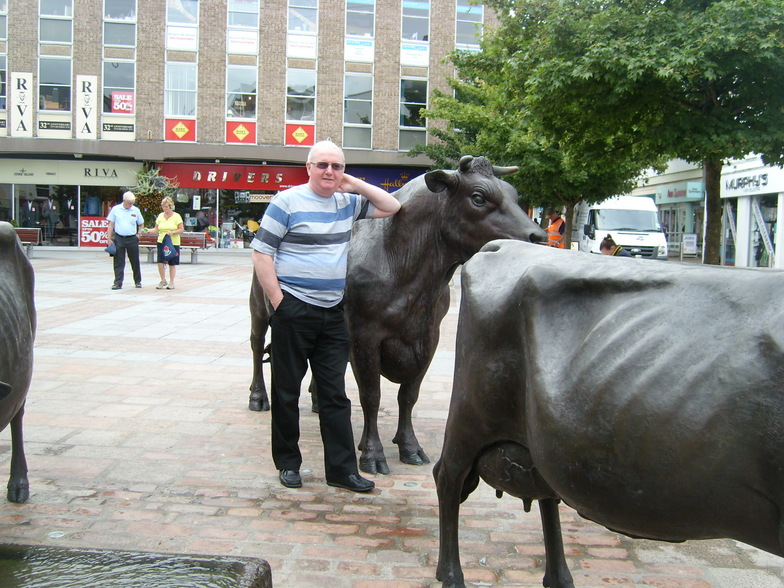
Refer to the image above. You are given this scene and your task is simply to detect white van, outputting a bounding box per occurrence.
[572,195,668,259]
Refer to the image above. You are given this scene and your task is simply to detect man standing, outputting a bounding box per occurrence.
[546,207,565,248]
[106,191,144,289]
[251,140,401,492]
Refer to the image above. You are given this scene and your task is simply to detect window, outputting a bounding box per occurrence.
[167,0,198,24]
[344,73,372,149]
[402,0,429,41]
[346,0,374,37]
[399,78,426,151]
[40,0,73,44]
[0,2,7,41]
[103,61,135,114]
[286,68,315,121]
[39,57,72,111]
[455,0,483,46]
[165,62,197,117]
[226,65,257,118]
[288,0,317,34]
[228,0,258,27]
[0,56,6,110]
[104,0,136,47]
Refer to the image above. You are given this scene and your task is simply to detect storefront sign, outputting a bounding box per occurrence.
[9,72,33,138]
[165,119,196,142]
[76,76,98,140]
[722,164,784,196]
[401,42,429,67]
[287,34,317,59]
[0,159,142,186]
[111,91,135,115]
[80,217,109,247]
[226,121,256,144]
[167,25,198,51]
[158,162,308,190]
[285,123,314,146]
[345,38,374,62]
[228,29,257,54]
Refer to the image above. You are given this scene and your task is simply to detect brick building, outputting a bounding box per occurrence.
[0,0,494,247]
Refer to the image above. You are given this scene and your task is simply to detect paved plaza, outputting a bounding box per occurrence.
[0,246,782,587]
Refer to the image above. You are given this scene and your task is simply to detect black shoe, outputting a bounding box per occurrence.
[279,469,302,488]
[111,284,122,290]
[135,283,142,288]
[327,473,375,493]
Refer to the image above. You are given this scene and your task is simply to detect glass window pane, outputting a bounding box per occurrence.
[346,11,373,36]
[104,0,136,20]
[344,126,371,149]
[167,0,198,24]
[288,6,318,33]
[40,18,72,43]
[456,21,480,45]
[286,96,314,121]
[0,16,6,41]
[287,69,315,96]
[399,129,425,151]
[0,57,6,110]
[40,58,71,85]
[103,61,134,88]
[400,79,427,103]
[39,86,71,110]
[167,63,197,91]
[228,0,258,27]
[345,75,372,99]
[344,100,371,124]
[104,22,135,46]
[226,66,256,118]
[40,0,72,16]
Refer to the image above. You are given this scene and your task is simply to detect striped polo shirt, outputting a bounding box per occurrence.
[251,184,374,308]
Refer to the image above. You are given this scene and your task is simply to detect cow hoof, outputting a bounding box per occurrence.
[359,457,390,476]
[248,392,270,412]
[400,450,430,466]
[7,481,29,503]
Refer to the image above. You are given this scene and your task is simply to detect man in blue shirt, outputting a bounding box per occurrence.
[251,140,400,492]
[106,191,145,290]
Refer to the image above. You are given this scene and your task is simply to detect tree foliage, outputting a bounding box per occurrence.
[416,0,784,262]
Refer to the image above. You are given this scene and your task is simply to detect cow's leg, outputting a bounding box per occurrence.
[434,452,477,587]
[352,346,388,475]
[539,498,574,588]
[248,336,271,411]
[392,375,429,466]
[7,403,29,503]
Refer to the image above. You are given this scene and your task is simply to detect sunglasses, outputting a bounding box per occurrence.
[310,161,345,171]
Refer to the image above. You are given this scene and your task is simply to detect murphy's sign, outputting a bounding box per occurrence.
[722,164,784,197]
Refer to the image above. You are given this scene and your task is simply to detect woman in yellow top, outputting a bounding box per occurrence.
[147,196,184,289]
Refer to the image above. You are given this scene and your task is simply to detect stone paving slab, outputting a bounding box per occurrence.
[0,247,782,587]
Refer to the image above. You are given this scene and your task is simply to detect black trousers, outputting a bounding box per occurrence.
[113,234,142,286]
[269,293,358,481]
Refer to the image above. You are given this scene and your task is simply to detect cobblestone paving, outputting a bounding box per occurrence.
[0,247,781,587]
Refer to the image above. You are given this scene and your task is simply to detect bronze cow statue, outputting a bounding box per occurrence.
[249,156,546,475]
[0,222,35,503]
[435,239,784,588]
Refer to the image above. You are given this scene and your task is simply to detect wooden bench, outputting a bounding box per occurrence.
[138,231,208,264]
[14,227,41,258]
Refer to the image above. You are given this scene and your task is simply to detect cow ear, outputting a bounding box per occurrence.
[424,170,455,193]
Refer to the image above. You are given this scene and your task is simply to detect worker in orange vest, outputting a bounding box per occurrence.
[546,208,565,248]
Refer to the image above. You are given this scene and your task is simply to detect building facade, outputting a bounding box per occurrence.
[0,0,493,247]
[632,156,782,269]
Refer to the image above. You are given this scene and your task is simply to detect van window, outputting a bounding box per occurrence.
[595,209,661,232]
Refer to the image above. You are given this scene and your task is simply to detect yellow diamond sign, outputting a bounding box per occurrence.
[291,126,309,143]
[233,124,249,141]
[172,121,190,139]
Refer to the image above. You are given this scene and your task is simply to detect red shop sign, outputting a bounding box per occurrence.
[158,163,308,190]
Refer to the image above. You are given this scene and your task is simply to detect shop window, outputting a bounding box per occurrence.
[286,68,315,122]
[167,0,199,25]
[750,195,777,268]
[347,0,374,37]
[39,57,72,111]
[165,62,197,117]
[228,0,259,28]
[402,0,429,41]
[103,61,135,114]
[0,3,7,42]
[0,56,6,110]
[455,0,483,47]
[226,65,257,118]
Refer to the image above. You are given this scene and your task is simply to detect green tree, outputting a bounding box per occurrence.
[485,0,784,263]
[412,2,666,245]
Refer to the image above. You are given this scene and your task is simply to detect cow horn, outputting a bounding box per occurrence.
[492,165,519,177]
[458,155,474,172]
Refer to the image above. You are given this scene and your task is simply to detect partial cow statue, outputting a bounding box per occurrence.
[0,221,35,503]
[435,239,784,588]
[249,156,546,475]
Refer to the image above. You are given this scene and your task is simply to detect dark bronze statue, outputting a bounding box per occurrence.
[249,156,546,475]
[0,222,35,503]
[435,239,784,588]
